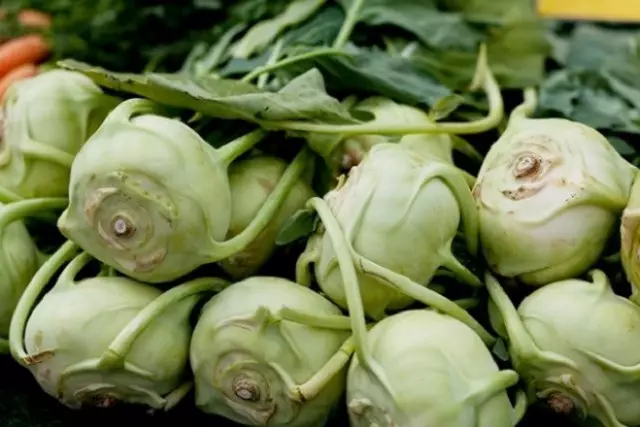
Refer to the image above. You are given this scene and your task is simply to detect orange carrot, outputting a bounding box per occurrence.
[17,9,52,28]
[0,63,37,101]
[0,34,50,79]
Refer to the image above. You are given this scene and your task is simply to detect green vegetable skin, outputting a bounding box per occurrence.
[10,241,229,410]
[346,310,521,427]
[190,276,351,427]
[298,141,480,320]
[57,98,312,283]
[487,270,640,427]
[219,156,315,279]
[0,69,120,200]
[472,91,635,286]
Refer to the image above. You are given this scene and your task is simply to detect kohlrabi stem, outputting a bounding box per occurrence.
[21,138,75,167]
[240,48,351,83]
[295,243,318,286]
[421,161,479,256]
[257,38,284,89]
[211,147,313,259]
[217,129,268,167]
[356,255,495,345]
[297,336,355,400]
[513,389,529,424]
[484,272,539,357]
[257,44,504,136]
[9,240,79,365]
[0,186,22,203]
[464,370,519,407]
[277,307,353,330]
[451,297,479,310]
[101,98,162,129]
[509,87,537,123]
[333,0,366,49]
[0,197,68,229]
[98,276,230,369]
[441,254,483,287]
[164,381,194,411]
[52,252,93,291]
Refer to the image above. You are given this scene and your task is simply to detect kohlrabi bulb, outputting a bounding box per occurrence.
[473,96,634,286]
[191,276,350,427]
[0,69,120,198]
[347,309,521,427]
[218,156,314,279]
[58,98,311,283]
[298,142,480,320]
[0,202,40,340]
[487,270,640,427]
[620,171,640,304]
[14,246,226,410]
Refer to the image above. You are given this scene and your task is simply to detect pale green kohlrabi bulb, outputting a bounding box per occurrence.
[347,309,523,427]
[619,170,640,304]
[473,91,635,286]
[218,155,314,279]
[297,142,480,320]
[190,276,352,427]
[10,241,228,410]
[57,98,312,283]
[486,270,640,427]
[0,69,121,199]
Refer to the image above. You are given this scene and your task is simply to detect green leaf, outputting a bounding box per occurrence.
[428,94,465,121]
[276,208,318,245]
[230,0,326,59]
[439,0,537,24]
[58,60,358,124]
[275,46,452,108]
[337,0,484,51]
[282,5,344,48]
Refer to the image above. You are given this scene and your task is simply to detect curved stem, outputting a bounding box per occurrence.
[509,87,537,124]
[441,253,482,287]
[277,307,353,330]
[22,139,75,167]
[98,277,229,369]
[513,389,529,424]
[297,336,355,400]
[211,147,313,259]
[52,252,93,291]
[240,48,351,83]
[257,45,503,136]
[465,370,519,407]
[0,197,68,229]
[0,186,22,203]
[101,98,162,129]
[307,197,396,400]
[217,129,268,167]
[164,381,194,411]
[355,255,495,345]
[257,38,285,89]
[333,0,366,49]
[9,240,79,365]
[295,240,319,287]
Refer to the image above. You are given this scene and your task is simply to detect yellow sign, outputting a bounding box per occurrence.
[538,0,640,21]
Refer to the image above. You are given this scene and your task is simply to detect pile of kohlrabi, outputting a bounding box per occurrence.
[4,2,640,427]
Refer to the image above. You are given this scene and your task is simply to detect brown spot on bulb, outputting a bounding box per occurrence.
[513,154,542,179]
[547,392,574,416]
[234,378,260,402]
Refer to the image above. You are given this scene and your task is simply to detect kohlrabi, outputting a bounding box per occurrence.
[0,69,120,199]
[347,309,524,427]
[57,98,314,283]
[218,155,314,279]
[486,270,640,427]
[190,275,353,427]
[9,240,229,410]
[620,170,640,304]
[473,89,635,286]
[300,195,520,426]
[297,142,484,322]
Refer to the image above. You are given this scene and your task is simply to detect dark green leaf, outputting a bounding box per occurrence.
[58,60,358,124]
[564,24,640,71]
[491,338,510,362]
[276,208,318,245]
[275,47,452,108]
[282,5,344,48]
[338,0,484,51]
